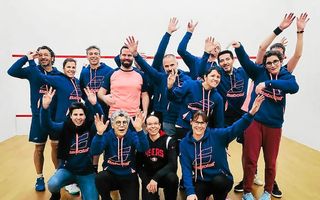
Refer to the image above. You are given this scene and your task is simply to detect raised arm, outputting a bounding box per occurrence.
[7,51,38,78]
[84,87,104,116]
[197,36,215,78]
[131,111,149,152]
[220,95,265,143]
[256,13,295,64]
[233,41,260,80]
[40,87,63,135]
[126,36,164,82]
[286,12,310,72]
[152,17,179,71]
[90,114,110,155]
[177,20,199,79]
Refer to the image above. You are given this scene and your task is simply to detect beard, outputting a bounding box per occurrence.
[39,59,52,68]
[121,59,133,68]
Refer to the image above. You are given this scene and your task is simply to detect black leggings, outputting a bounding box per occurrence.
[95,170,139,200]
[139,170,178,200]
[194,174,233,200]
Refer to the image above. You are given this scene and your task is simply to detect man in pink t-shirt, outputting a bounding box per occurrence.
[98,46,149,118]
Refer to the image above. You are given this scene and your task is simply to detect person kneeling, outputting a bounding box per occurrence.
[91,110,149,200]
[136,115,179,200]
[40,87,101,200]
[180,95,264,200]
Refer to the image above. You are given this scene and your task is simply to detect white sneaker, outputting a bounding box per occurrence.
[254,174,264,186]
[65,183,80,195]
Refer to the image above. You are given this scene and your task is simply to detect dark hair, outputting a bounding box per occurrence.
[63,58,77,68]
[37,46,55,64]
[86,45,100,54]
[203,66,222,78]
[263,50,284,66]
[68,102,87,117]
[270,43,286,55]
[217,50,234,63]
[192,110,208,123]
[120,45,129,55]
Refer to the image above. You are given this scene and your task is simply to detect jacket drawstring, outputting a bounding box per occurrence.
[89,68,97,90]
[75,133,79,155]
[199,142,204,179]
[202,87,211,116]
[70,78,80,102]
[117,137,124,166]
[194,142,197,182]
[194,141,204,182]
[269,73,278,102]
[120,138,124,166]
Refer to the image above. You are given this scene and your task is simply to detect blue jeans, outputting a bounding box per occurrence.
[48,168,98,200]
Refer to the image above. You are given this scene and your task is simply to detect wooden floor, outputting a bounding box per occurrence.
[0,135,319,200]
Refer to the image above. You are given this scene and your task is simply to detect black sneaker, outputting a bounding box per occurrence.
[234,180,244,192]
[49,192,61,200]
[271,181,282,198]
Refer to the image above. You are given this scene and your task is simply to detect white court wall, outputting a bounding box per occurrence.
[0,0,319,150]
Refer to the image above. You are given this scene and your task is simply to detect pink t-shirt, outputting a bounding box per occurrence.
[103,68,147,117]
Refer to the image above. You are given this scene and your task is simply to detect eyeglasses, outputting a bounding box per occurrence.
[115,120,128,126]
[265,60,280,67]
[193,121,207,126]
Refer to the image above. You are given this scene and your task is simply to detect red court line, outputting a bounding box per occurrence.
[12,54,257,59]
[16,114,32,117]
[12,54,166,59]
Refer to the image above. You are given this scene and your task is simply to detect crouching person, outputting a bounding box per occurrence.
[136,115,179,200]
[91,110,149,200]
[180,95,264,200]
[40,87,101,200]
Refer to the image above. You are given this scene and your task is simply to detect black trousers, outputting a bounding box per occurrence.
[139,169,178,200]
[194,174,233,200]
[95,170,139,200]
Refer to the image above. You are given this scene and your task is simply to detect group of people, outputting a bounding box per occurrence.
[7,13,309,200]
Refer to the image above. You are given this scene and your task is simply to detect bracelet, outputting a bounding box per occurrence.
[273,27,282,35]
[297,30,304,34]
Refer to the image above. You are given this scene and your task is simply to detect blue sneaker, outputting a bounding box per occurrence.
[259,191,271,200]
[242,192,255,200]
[35,177,45,191]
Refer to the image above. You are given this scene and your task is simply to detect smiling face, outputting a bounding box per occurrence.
[218,52,234,74]
[38,49,53,68]
[63,61,76,78]
[70,108,86,126]
[112,116,129,138]
[120,48,134,69]
[191,115,207,140]
[265,55,282,75]
[146,116,161,137]
[87,48,101,66]
[203,69,221,89]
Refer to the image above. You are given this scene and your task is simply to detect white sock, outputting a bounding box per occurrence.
[37,174,44,178]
